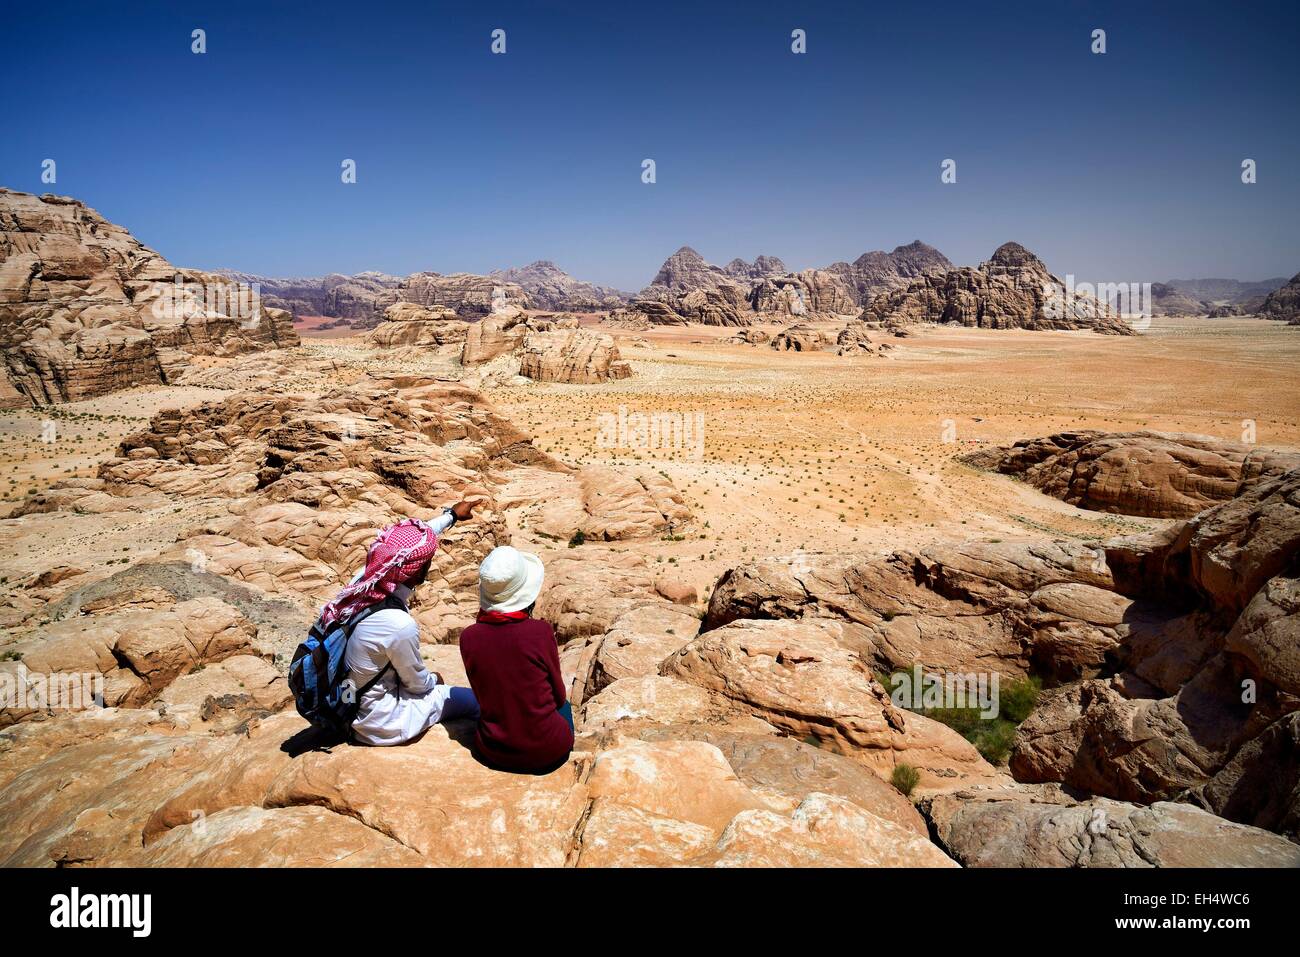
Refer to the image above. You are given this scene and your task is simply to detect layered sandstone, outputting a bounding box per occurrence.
[863,242,1135,334]
[0,189,298,408]
[963,430,1300,518]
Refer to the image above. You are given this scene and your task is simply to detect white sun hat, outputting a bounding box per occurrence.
[478,545,545,613]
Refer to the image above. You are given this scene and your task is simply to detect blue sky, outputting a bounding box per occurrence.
[3,0,1297,290]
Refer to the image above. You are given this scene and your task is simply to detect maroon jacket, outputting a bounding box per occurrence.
[458,617,573,772]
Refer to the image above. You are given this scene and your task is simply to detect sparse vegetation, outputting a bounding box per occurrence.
[890,763,920,796]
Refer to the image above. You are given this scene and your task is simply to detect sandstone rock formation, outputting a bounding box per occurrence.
[454,307,631,383]
[770,324,831,352]
[835,324,893,356]
[396,272,530,318]
[723,255,788,280]
[824,240,952,305]
[489,261,627,312]
[749,270,857,318]
[963,430,1300,518]
[1005,469,1300,838]
[0,189,298,408]
[923,784,1300,867]
[216,270,402,324]
[703,461,1300,844]
[1156,276,1288,316]
[863,242,1135,334]
[364,302,469,349]
[1259,271,1300,322]
[518,329,631,383]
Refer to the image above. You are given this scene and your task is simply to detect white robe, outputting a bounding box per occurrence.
[344,512,455,746]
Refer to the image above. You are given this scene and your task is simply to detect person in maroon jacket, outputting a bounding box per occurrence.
[459,545,574,773]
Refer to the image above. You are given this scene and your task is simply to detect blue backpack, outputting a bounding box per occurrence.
[288,595,406,738]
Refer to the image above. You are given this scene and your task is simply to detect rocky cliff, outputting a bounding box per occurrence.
[1259,272,1300,322]
[489,260,627,312]
[0,189,297,408]
[863,242,1135,334]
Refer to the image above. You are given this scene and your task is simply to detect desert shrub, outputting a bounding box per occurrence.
[999,675,1042,723]
[568,530,586,548]
[891,763,920,796]
[893,671,1044,766]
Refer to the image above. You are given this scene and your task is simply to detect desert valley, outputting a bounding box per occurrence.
[1,185,1298,870]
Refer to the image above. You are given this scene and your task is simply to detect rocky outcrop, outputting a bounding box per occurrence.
[835,324,894,356]
[770,324,831,352]
[1006,469,1300,835]
[215,270,401,324]
[1150,283,1210,316]
[489,261,627,312]
[922,784,1300,867]
[0,189,298,407]
[636,247,755,326]
[396,272,530,318]
[703,463,1300,844]
[749,270,857,318]
[962,430,1300,518]
[662,618,1001,791]
[1151,280,1283,317]
[364,302,469,349]
[824,240,952,305]
[863,242,1135,334]
[456,308,630,383]
[518,329,631,384]
[723,255,788,280]
[1259,272,1300,322]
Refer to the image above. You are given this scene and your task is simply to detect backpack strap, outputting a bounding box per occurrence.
[337,593,412,704]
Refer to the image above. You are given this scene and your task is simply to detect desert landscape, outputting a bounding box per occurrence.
[1,184,1299,871]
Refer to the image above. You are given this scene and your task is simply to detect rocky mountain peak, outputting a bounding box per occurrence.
[988,242,1041,268]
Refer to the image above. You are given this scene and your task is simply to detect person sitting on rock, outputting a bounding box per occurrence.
[328,503,482,746]
[458,546,574,773]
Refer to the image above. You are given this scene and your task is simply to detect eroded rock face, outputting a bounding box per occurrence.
[863,242,1135,334]
[824,241,953,306]
[489,261,627,312]
[364,302,469,349]
[533,465,692,543]
[770,324,831,352]
[662,618,1001,791]
[962,430,1300,518]
[518,329,632,383]
[1259,271,1300,322]
[0,189,298,407]
[1005,470,1300,826]
[749,270,857,318]
[923,784,1300,867]
[215,270,402,325]
[705,541,1133,682]
[397,272,530,318]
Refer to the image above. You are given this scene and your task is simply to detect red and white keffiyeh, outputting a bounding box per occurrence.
[318,518,440,631]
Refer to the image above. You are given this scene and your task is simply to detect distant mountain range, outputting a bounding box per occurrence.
[219,251,1292,325]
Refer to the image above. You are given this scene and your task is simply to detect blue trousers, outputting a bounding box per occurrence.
[557,699,574,733]
[441,686,480,722]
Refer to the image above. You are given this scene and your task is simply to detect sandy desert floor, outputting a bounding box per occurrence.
[2,315,1295,607]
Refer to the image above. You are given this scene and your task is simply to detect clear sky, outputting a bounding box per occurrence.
[3,0,1297,290]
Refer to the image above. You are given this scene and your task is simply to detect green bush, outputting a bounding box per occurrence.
[890,763,920,796]
[892,672,1043,766]
[567,530,586,548]
[999,675,1042,723]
